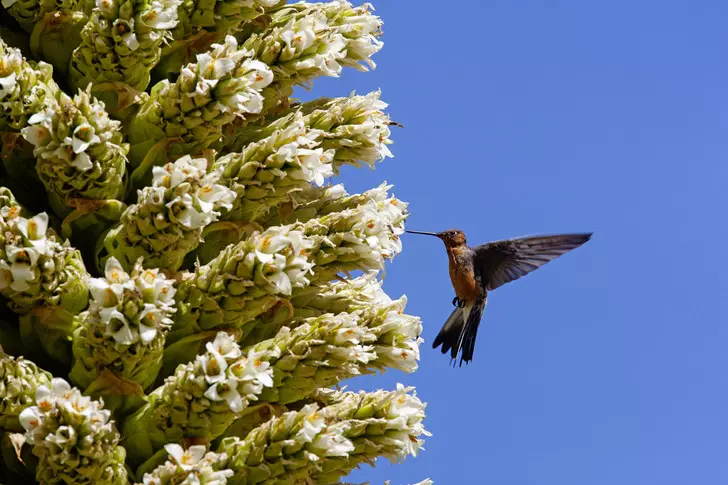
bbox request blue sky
[302,1,727,484]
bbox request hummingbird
[405,229,592,366]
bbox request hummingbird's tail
[433,299,487,366]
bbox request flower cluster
[0,41,55,136]
[0,354,52,432]
[19,378,128,484]
[138,444,233,485]
[99,155,235,272]
[218,384,428,485]
[288,183,408,282]
[122,332,276,466]
[167,226,313,357]
[70,257,177,391]
[213,116,334,223]
[21,87,130,215]
[127,35,274,175]
[69,0,182,114]
[0,200,88,315]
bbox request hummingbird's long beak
[405,230,440,237]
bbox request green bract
[0,1,431,483]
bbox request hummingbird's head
[405,228,467,247]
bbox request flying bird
[406,229,592,366]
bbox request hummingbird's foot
[458,299,467,308]
[452,296,460,307]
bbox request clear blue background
[302,1,728,483]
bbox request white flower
[226,89,264,114]
[296,148,334,186]
[3,245,40,292]
[139,268,176,304]
[70,151,93,171]
[35,378,72,410]
[205,332,241,360]
[295,409,325,443]
[281,25,316,54]
[143,0,180,29]
[241,60,273,90]
[19,406,44,439]
[138,303,165,344]
[200,352,228,385]
[46,424,76,447]
[239,349,273,388]
[15,213,50,254]
[71,123,101,154]
[121,27,140,51]
[205,378,244,412]
[165,443,207,471]
[169,155,207,186]
[168,193,216,229]
[196,181,235,213]
[197,51,235,83]
[102,307,136,344]
[0,71,16,100]
[312,430,354,457]
[103,257,135,296]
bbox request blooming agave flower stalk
[0,1,432,483]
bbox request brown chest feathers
[446,245,482,301]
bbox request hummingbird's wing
[473,233,592,291]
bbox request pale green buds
[0,354,52,432]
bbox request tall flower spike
[163,226,313,372]
[21,86,129,217]
[126,35,273,187]
[98,155,235,272]
[70,258,177,405]
[136,444,234,485]
[217,385,428,485]
[19,378,129,485]
[224,90,393,169]
[0,353,52,432]
[122,332,275,467]
[68,0,182,116]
